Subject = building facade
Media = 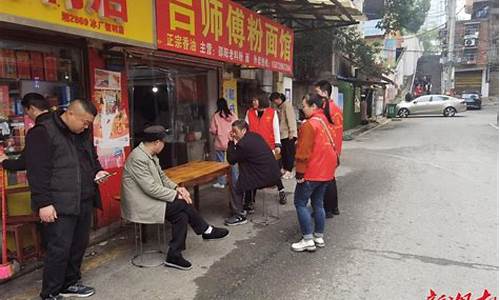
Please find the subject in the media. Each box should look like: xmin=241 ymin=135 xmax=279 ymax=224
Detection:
xmin=446 ymin=0 xmax=499 ymax=96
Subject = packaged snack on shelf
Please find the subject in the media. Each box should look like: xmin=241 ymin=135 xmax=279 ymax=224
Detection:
xmin=0 ymin=85 xmax=11 ymax=118
xmin=9 ymin=116 xmax=25 ymax=151
xmin=15 ymin=51 xmax=31 ymax=79
xmin=30 ymin=51 xmax=45 ymax=80
xmin=1 ymin=49 xmax=17 ymax=79
xmin=16 ymin=171 xmax=27 ymax=185
xmin=44 ymin=54 xmax=58 ymax=81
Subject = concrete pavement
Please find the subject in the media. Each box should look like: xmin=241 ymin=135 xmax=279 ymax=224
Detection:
xmin=1 ymin=105 xmax=498 ymax=299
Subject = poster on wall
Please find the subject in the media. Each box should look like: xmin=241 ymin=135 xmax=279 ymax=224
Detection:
xmin=93 ymin=69 xmax=129 ymax=169
xmin=354 ymin=97 xmax=361 ymax=113
xmin=96 ymin=147 xmax=126 ymax=170
xmin=223 ymin=79 xmax=238 ymax=115
xmin=95 ymin=68 xmax=121 ymax=90
xmin=285 ymin=88 xmax=291 ymax=101
xmin=337 ymin=93 xmax=344 ymax=112
xmin=93 ymin=90 xmax=130 ymax=148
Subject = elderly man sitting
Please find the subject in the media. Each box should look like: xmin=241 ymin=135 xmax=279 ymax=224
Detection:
xmin=121 ymin=125 xmax=229 ymax=271
xmin=224 ymin=120 xmax=282 ymax=225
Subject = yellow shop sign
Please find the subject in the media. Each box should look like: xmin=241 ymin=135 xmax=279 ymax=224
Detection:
xmin=0 ymin=0 xmax=155 ymax=48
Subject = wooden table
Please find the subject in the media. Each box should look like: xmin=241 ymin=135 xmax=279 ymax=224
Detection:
xmin=164 ymin=160 xmax=232 ymax=211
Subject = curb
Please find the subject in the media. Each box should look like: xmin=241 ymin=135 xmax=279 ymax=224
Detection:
xmin=343 ymin=119 xmax=392 ymax=140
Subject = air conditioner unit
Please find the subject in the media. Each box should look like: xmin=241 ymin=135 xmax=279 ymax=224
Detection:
xmin=464 ymin=38 xmax=477 ymax=47
xmin=464 ymin=32 xmax=479 ymax=39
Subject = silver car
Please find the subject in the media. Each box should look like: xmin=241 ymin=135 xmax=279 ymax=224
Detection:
xmin=397 ymin=95 xmax=467 ymax=118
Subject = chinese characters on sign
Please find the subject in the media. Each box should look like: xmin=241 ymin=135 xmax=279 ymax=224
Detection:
xmin=427 ymin=289 xmax=497 ymax=300
xmin=1 ymin=0 xmax=154 ymax=48
xmin=156 ymin=0 xmax=294 ymax=74
xmin=43 ymin=0 xmax=128 ymax=35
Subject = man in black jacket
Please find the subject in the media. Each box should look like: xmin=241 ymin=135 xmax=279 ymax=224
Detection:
xmin=225 ymin=119 xmax=282 ymax=226
xmin=0 ymin=93 xmax=51 ymax=170
xmin=25 ymin=99 xmax=110 ymax=300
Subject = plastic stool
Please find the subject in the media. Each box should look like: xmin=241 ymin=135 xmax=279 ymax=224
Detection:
xmin=251 ymin=186 xmax=280 ymax=225
xmin=131 ymin=222 xmax=167 ymax=268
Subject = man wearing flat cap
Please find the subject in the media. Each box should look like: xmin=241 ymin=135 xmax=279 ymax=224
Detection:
xmin=121 ymin=125 xmax=229 ymax=270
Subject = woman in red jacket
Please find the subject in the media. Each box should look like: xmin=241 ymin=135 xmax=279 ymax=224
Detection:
xmin=292 ymin=94 xmax=338 ymax=252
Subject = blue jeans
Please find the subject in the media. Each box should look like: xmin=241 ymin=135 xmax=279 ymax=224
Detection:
xmin=215 ymin=150 xmax=239 ymax=187
xmin=294 ymin=181 xmax=328 ymax=239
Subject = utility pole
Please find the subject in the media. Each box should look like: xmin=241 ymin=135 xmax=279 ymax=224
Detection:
xmin=444 ymin=0 xmax=456 ymax=94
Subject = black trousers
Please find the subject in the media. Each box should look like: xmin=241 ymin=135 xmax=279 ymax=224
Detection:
xmin=244 ymin=180 xmax=284 ymax=205
xmin=164 ymin=199 xmax=209 ymax=258
xmin=280 ymin=138 xmax=296 ymax=172
xmin=323 ymin=179 xmax=338 ymax=213
xmin=41 ymin=200 xmax=92 ymax=298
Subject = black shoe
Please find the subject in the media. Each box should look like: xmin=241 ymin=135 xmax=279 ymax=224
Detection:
xmin=325 ymin=211 xmax=334 ymax=219
xmin=333 ymin=208 xmax=340 ymax=215
xmin=59 ymin=283 xmax=95 ymax=298
xmin=165 ymin=255 xmax=192 ymax=270
xmin=224 ymin=214 xmax=248 ymax=226
xmin=244 ymin=202 xmax=255 ymax=214
xmin=203 ymin=227 xmax=229 ymax=240
xmin=279 ymin=190 xmax=287 ymax=205
xmin=42 ymin=295 xmax=63 ymax=300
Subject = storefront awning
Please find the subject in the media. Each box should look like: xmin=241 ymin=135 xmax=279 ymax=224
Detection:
xmin=231 ymin=0 xmax=364 ymax=32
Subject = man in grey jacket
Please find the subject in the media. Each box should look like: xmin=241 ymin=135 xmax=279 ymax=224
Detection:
xmin=121 ymin=125 xmax=229 ymax=271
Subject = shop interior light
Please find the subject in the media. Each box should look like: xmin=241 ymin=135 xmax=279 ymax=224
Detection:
xmin=152 ymin=86 xmax=158 ymax=93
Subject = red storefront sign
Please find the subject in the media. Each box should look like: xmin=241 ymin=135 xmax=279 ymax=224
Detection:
xmin=156 ymin=0 xmax=294 ymax=74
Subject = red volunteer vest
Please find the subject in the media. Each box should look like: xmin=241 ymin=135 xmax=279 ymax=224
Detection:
xmin=303 ymin=111 xmax=337 ymax=181
xmin=247 ymin=108 xmax=275 ymax=150
xmin=328 ymin=100 xmax=343 ymax=156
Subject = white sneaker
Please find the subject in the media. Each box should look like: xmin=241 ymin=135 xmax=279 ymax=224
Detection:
xmin=313 ymin=237 xmax=325 ymax=248
xmin=212 ymin=183 xmax=225 ymax=189
xmin=291 ymin=239 xmax=316 ymax=252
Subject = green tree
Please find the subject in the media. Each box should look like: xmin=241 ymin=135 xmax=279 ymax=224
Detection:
xmin=377 ymin=0 xmax=431 ymax=34
xmin=419 ymin=29 xmax=440 ymax=55
xmin=332 ymin=27 xmax=390 ymax=77
xmin=293 ymin=27 xmax=389 ymax=80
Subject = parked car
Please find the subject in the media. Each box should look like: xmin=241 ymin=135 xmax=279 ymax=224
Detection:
xmin=461 ymin=91 xmax=482 ymax=110
xmin=397 ymin=94 xmax=467 ymax=118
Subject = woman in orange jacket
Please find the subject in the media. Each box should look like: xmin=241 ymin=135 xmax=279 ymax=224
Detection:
xmin=291 ymin=94 xmax=338 ymax=252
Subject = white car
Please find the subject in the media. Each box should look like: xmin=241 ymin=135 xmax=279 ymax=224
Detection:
xmin=397 ymin=95 xmax=467 ymax=118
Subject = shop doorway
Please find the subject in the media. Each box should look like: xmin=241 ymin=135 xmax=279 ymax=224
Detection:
xmin=127 ymin=62 xmax=210 ymax=168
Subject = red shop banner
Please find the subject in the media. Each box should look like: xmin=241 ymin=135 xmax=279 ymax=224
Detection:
xmin=156 ymin=0 xmax=294 ymax=74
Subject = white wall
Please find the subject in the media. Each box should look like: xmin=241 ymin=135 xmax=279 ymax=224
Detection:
xmin=392 ymin=35 xmax=424 ymax=90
